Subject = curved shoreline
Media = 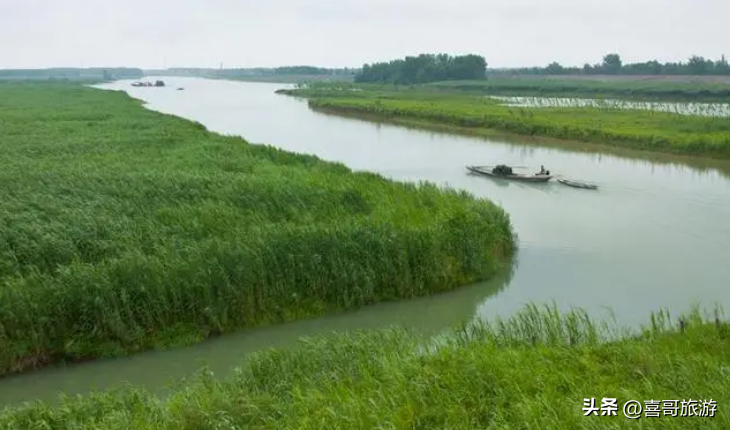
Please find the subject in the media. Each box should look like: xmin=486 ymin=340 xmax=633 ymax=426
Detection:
xmin=275 ymin=88 xmax=730 ymax=161
xmin=2 ymin=305 xmax=729 ymax=428
xmin=0 ymin=82 xmax=517 ymax=377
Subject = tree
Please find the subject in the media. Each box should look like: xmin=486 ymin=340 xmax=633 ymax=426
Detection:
xmin=686 ymin=56 xmax=713 ymax=75
xmin=601 ymin=53 xmax=622 ymax=74
xmin=354 ymin=53 xmax=488 ymax=84
xmin=715 ymin=55 xmax=730 ymax=74
xmin=545 ymin=62 xmax=564 ymax=74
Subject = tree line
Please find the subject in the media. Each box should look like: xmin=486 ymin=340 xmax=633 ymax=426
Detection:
xmin=490 ymin=53 xmax=730 ymax=76
xmin=0 ymin=68 xmax=143 ymax=80
xmin=154 ymin=66 xmax=356 ymax=77
xmin=354 ymin=54 xmax=487 ymax=84
xmin=220 ymin=66 xmax=355 ymax=76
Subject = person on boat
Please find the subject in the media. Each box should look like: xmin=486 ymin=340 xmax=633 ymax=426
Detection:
xmin=538 ymin=166 xmax=550 ymax=176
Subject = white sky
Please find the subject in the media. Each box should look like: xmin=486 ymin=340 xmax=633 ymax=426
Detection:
xmin=0 ymin=0 xmax=726 ymax=69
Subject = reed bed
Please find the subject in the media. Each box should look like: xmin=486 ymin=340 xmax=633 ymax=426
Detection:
xmin=284 ymin=86 xmax=730 ymax=158
xmin=1 ymin=304 xmax=727 ymax=429
xmin=0 ymin=82 xmax=516 ymax=376
xmin=426 ymin=77 xmax=730 ymax=102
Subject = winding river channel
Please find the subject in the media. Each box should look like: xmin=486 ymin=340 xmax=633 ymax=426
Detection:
xmin=1 ymin=77 xmax=729 ymax=408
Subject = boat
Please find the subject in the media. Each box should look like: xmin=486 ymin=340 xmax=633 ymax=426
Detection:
xmin=177 ymin=87 xmax=185 ymax=91
xmin=130 ymin=81 xmax=166 ymax=88
xmin=466 ymin=165 xmax=553 ymax=182
xmin=557 ymin=178 xmax=598 ymax=190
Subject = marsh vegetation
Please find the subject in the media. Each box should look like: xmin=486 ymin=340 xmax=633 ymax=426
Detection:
xmin=0 ymin=82 xmax=515 ymax=377
xmin=281 ymin=83 xmax=730 ymax=158
xmin=1 ymin=305 xmax=727 ymax=428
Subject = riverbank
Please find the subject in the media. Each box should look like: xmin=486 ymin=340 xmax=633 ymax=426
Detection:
xmin=277 ymin=85 xmax=730 ymax=159
xmin=2 ymin=305 xmax=728 ymax=428
xmin=430 ymin=76 xmax=730 ymax=102
xmin=0 ymin=82 xmax=515 ymax=377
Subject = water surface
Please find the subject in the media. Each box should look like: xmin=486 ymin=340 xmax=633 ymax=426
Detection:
xmin=2 ymin=77 xmax=729 ymax=408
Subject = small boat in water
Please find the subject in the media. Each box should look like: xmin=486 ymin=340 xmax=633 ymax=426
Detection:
xmin=557 ymin=178 xmax=598 ymax=190
xmin=466 ymin=165 xmax=553 ymax=182
xmin=131 ymin=80 xmax=166 ymax=88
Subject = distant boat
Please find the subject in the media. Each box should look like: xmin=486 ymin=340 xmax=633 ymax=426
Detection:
xmin=177 ymin=87 xmax=185 ymax=91
xmin=557 ymin=178 xmax=598 ymax=190
xmin=130 ymin=80 xmax=165 ymax=88
xmin=466 ymin=165 xmax=553 ymax=182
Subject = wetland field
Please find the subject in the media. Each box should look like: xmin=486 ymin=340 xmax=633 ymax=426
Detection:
xmin=2 ymin=306 xmax=729 ymax=429
xmin=280 ymin=82 xmax=730 ymax=158
xmin=427 ymin=76 xmax=730 ymax=102
xmin=0 ymin=81 xmax=515 ymax=378
xmin=0 ymin=77 xmax=729 ymax=428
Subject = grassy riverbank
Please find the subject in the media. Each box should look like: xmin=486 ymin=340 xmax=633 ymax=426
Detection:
xmin=279 ymin=85 xmax=730 ymax=159
xmin=1 ymin=305 xmax=728 ymax=428
xmin=430 ymin=76 xmax=730 ymax=102
xmin=0 ymin=82 xmax=515 ymax=377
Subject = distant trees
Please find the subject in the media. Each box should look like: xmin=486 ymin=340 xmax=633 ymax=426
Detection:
xmin=489 ymin=53 xmax=730 ymax=76
xmin=601 ymin=54 xmax=622 ymax=74
xmin=210 ymin=67 xmax=355 ymax=78
xmin=355 ymin=54 xmax=487 ymax=84
xmin=272 ymin=66 xmax=356 ymax=75
xmin=0 ymin=68 xmax=144 ymax=80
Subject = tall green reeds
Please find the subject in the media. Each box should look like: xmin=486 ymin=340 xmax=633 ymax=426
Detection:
xmin=2 ymin=305 xmax=728 ymax=429
xmin=0 ymin=82 xmax=516 ymax=376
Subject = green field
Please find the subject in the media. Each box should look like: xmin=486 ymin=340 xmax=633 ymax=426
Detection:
xmin=1 ymin=305 xmax=727 ymax=429
xmin=429 ymin=76 xmax=730 ymax=102
xmin=279 ymin=84 xmax=730 ymax=159
xmin=0 ymin=81 xmax=515 ymax=376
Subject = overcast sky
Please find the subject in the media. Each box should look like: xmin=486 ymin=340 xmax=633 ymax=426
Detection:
xmin=0 ymin=0 xmax=726 ymax=69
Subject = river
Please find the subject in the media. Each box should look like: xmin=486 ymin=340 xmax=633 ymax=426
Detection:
xmin=1 ymin=76 xmax=729 ymax=408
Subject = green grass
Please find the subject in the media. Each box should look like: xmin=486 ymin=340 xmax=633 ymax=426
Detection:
xmin=0 ymin=82 xmax=515 ymax=376
xmin=428 ymin=77 xmax=730 ymax=102
xmin=1 ymin=304 xmax=728 ymax=429
xmin=279 ymin=84 xmax=730 ymax=159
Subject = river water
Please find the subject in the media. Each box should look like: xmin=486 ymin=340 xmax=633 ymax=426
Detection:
xmin=1 ymin=77 xmax=729 ymax=408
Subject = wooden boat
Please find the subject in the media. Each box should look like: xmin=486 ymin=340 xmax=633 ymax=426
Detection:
xmin=557 ymin=178 xmax=598 ymax=190
xmin=466 ymin=165 xmax=553 ymax=182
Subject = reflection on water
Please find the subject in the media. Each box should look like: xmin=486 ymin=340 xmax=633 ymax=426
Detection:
xmin=489 ymin=95 xmax=730 ymax=117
